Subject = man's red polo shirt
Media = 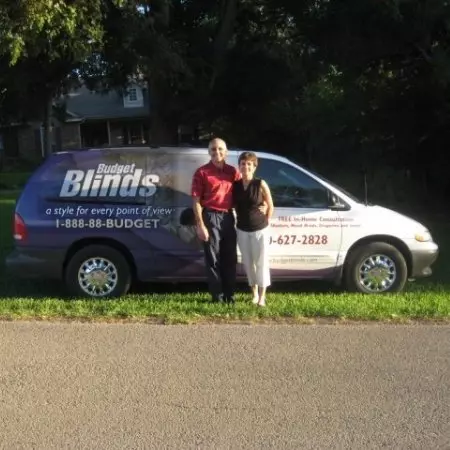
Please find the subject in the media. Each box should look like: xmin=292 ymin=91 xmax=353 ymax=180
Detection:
xmin=191 ymin=161 xmax=240 ymax=211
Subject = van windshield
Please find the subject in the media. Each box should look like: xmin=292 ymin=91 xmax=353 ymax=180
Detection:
xmin=305 ymin=168 xmax=363 ymax=204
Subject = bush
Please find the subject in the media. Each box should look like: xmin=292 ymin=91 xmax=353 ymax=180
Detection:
xmin=0 ymin=172 xmax=31 ymax=190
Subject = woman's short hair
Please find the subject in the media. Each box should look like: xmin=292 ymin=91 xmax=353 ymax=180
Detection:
xmin=238 ymin=151 xmax=258 ymax=167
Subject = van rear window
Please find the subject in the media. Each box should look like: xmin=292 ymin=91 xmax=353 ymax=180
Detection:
xmin=36 ymin=152 xmax=151 ymax=205
xmin=34 ymin=150 xmax=208 ymax=207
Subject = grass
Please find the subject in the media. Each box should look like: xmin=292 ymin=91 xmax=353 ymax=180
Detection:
xmin=0 ymin=189 xmax=450 ymax=323
xmin=0 ymin=172 xmax=32 ymax=190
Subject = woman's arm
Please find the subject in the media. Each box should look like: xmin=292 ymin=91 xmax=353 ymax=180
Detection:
xmin=261 ymin=180 xmax=274 ymax=219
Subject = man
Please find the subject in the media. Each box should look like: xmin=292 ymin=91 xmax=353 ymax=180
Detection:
xmin=191 ymin=138 xmax=240 ymax=303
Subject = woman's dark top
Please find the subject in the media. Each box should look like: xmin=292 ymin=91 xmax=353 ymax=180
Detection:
xmin=232 ymin=178 xmax=268 ymax=232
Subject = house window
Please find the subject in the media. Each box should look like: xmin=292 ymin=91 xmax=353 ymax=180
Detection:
xmin=128 ymin=88 xmax=137 ymax=102
xmin=123 ymin=86 xmax=144 ymax=108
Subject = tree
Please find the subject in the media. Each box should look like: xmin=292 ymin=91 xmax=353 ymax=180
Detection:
xmin=264 ymin=0 xmax=450 ymax=199
xmin=0 ymin=0 xmax=118 ymax=156
xmin=79 ymin=0 xmax=248 ymax=144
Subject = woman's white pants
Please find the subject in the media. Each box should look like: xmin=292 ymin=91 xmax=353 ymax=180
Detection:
xmin=237 ymin=226 xmax=271 ymax=288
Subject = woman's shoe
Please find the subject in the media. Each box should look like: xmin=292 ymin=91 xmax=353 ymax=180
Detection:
xmin=252 ymin=295 xmax=259 ymax=304
xmin=257 ymin=297 xmax=266 ymax=307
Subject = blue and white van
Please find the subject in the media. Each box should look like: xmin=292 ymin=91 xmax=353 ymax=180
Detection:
xmin=5 ymin=146 xmax=439 ymax=298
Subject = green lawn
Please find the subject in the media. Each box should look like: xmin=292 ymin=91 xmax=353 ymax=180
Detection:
xmin=0 ymin=189 xmax=449 ymax=323
xmin=0 ymin=172 xmax=32 ymax=190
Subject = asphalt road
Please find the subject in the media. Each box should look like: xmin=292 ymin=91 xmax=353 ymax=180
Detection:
xmin=0 ymin=322 xmax=449 ymax=449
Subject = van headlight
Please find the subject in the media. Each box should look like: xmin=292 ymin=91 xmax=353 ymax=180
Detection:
xmin=415 ymin=230 xmax=432 ymax=242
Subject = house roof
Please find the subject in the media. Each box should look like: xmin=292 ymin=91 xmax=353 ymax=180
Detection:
xmin=64 ymin=85 xmax=150 ymax=121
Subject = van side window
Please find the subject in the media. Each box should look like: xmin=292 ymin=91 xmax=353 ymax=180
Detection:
xmin=256 ymin=159 xmax=329 ymax=208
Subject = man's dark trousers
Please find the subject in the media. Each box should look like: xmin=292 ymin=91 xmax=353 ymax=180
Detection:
xmin=202 ymin=209 xmax=237 ymax=302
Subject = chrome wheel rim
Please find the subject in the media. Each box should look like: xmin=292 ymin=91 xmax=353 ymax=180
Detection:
xmin=78 ymin=257 xmax=118 ymax=297
xmin=358 ymin=254 xmax=396 ymax=292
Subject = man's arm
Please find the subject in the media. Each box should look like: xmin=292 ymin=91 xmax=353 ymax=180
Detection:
xmin=191 ymin=169 xmax=209 ymax=241
xmin=193 ymin=196 xmax=204 ymax=227
xmin=193 ymin=196 xmax=209 ymax=241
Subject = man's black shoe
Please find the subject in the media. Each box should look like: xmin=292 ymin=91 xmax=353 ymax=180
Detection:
xmin=225 ymin=296 xmax=235 ymax=304
xmin=212 ymin=294 xmax=225 ymax=303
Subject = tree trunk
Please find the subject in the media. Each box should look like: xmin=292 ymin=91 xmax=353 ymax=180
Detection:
xmin=42 ymin=95 xmax=53 ymax=158
xmin=209 ymin=0 xmax=238 ymax=90
xmin=150 ymin=114 xmax=179 ymax=146
xmin=147 ymin=76 xmax=179 ymax=146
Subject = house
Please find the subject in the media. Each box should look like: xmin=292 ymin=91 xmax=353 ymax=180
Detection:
xmin=64 ymin=83 xmax=150 ymax=148
xmin=0 ymin=83 xmax=151 ymax=163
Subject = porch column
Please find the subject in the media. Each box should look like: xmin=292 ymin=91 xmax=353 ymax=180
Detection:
xmin=77 ymin=123 xmax=82 ymax=148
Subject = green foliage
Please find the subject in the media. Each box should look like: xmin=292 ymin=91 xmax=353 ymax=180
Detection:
xmin=0 ymin=0 xmax=116 ymax=143
xmin=1 ymin=0 xmax=450 ymax=198
xmin=0 ymin=0 xmax=110 ymax=64
xmin=0 ymin=172 xmax=31 ymax=190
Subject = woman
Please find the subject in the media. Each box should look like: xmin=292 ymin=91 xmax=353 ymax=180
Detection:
xmin=233 ymin=151 xmax=274 ymax=307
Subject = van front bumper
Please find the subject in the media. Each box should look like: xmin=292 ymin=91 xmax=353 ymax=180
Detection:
xmin=5 ymin=248 xmax=65 ymax=280
xmin=410 ymin=242 xmax=439 ymax=278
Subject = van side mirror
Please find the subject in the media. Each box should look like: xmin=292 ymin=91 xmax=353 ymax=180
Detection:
xmin=327 ymin=192 xmax=350 ymax=211
xmin=328 ymin=201 xmax=350 ymax=211
xmin=326 ymin=189 xmax=350 ymax=211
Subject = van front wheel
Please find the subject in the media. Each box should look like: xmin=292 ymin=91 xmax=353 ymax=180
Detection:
xmin=344 ymin=242 xmax=408 ymax=293
xmin=65 ymin=245 xmax=131 ymax=298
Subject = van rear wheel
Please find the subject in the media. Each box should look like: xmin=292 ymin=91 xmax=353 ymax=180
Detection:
xmin=65 ymin=245 xmax=131 ymax=298
xmin=344 ymin=242 xmax=408 ymax=293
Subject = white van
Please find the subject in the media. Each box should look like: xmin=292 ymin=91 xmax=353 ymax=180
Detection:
xmin=6 ymin=146 xmax=438 ymax=297
xmin=233 ymin=150 xmax=439 ymax=293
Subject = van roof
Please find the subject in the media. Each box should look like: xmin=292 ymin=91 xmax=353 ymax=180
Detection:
xmin=54 ymin=144 xmax=207 ymax=154
xmin=53 ymin=144 xmax=291 ymax=162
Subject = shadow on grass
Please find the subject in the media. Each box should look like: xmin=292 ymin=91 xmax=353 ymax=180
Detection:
xmin=130 ymin=278 xmax=342 ymax=299
xmin=1 ymin=273 xmax=449 ymax=301
xmin=0 ymin=275 xmax=67 ymax=299
xmin=0 ymin=272 xmax=343 ymax=300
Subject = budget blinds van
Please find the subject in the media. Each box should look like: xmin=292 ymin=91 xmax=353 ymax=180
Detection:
xmin=5 ymin=146 xmax=439 ymax=298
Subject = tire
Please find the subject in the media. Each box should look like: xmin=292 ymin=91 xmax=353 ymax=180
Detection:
xmin=344 ymin=242 xmax=408 ymax=294
xmin=65 ymin=245 xmax=131 ymax=298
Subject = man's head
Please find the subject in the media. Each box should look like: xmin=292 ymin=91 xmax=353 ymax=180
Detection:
xmin=208 ymin=138 xmax=228 ymax=166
